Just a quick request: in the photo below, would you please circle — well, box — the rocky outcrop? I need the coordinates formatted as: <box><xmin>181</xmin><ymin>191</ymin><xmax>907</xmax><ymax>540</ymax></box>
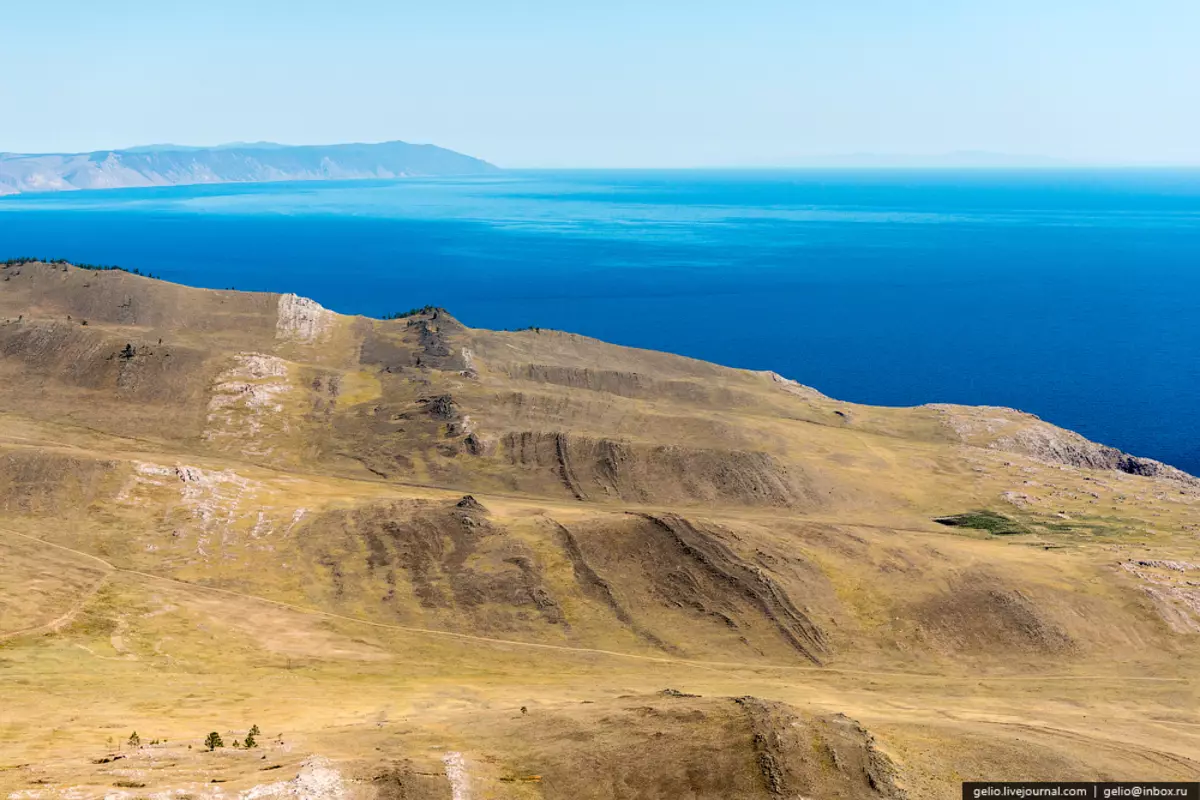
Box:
<box><xmin>1120</xmin><ymin>559</ymin><xmax>1200</xmax><ymax>634</ymax></box>
<box><xmin>998</xmin><ymin>425</ymin><xmax>1197</xmax><ymax>483</ymax></box>
<box><xmin>501</xmin><ymin>431</ymin><xmax>813</xmax><ymax>507</ymax></box>
<box><xmin>422</xmin><ymin>394</ymin><xmax>459</xmax><ymax>421</ymax></box>
<box><xmin>409</xmin><ymin>313</ymin><xmax>469</xmax><ymax>371</ymax></box>
<box><xmin>640</xmin><ymin>514</ymin><xmax>828</xmax><ymax>663</ymax></box>
<box><xmin>276</xmin><ymin>294</ymin><xmax>334</xmax><ymax>344</ymax></box>
<box><xmin>454</xmin><ymin>495</ymin><xmax>487</xmax><ymax>512</ymax></box>
<box><xmin>548</xmin><ymin>518</ymin><xmax>675</xmax><ymax>652</ymax></box>
<box><xmin>204</xmin><ymin>353</ymin><xmax>291</xmax><ymax>456</ymax></box>
<box><xmin>298</xmin><ymin>499</ymin><xmax>565</xmax><ymax>629</ymax></box>
<box><xmin>733</xmin><ymin>697</ymin><xmax>906</xmax><ymax>798</ymax></box>
<box><xmin>931</xmin><ymin>404</ymin><xmax>1199</xmax><ymax>486</ymax></box>
<box><xmin>241</xmin><ymin>756</ymin><xmax>346</xmax><ymax>799</ymax></box>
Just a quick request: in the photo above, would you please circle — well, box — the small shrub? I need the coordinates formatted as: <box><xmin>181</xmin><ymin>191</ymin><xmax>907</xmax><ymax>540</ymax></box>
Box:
<box><xmin>204</xmin><ymin>731</ymin><xmax>224</xmax><ymax>751</ymax></box>
<box><xmin>380</xmin><ymin>305</ymin><xmax>440</xmax><ymax>320</ymax></box>
<box><xmin>0</xmin><ymin>257</ymin><xmax>159</xmax><ymax>280</ymax></box>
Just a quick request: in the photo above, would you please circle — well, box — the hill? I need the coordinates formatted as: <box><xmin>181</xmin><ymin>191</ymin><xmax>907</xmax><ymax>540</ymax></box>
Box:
<box><xmin>0</xmin><ymin>141</ymin><xmax>498</xmax><ymax>195</ymax></box>
<box><xmin>0</xmin><ymin>259</ymin><xmax>1197</xmax><ymax>798</ymax></box>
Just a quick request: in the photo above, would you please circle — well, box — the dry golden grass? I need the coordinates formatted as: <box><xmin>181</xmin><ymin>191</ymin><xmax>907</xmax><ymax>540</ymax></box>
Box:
<box><xmin>1</xmin><ymin>261</ymin><xmax>1198</xmax><ymax>798</ymax></box>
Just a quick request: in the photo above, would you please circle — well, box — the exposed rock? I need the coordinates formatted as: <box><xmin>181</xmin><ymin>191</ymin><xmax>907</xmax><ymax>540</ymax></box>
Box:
<box><xmin>372</xmin><ymin>759</ymin><xmax>450</xmax><ymax>799</ymax></box>
<box><xmin>442</xmin><ymin>751</ymin><xmax>469</xmax><ymax>800</ymax></box>
<box><xmin>459</xmin><ymin>347</ymin><xmax>478</xmax><ymax>379</ymax></box>
<box><xmin>240</xmin><ymin>756</ymin><xmax>346</xmax><ymax>799</ymax></box>
<box><xmin>931</xmin><ymin>404</ymin><xmax>1199</xmax><ymax>486</ymax></box>
<box><xmin>204</xmin><ymin>353</ymin><xmax>291</xmax><ymax>457</ymax></box>
<box><xmin>760</xmin><ymin>370</ymin><xmax>827</xmax><ymax>401</ymax></box>
<box><xmin>502</xmin><ymin>431</ymin><xmax>813</xmax><ymax>507</ymax></box>
<box><xmin>420</xmin><ymin>394</ymin><xmax>458</xmax><ymax>420</ymax></box>
<box><xmin>455</xmin><ymin>495</ymin><xmax>487</xmax><ymax>513</ymax></box>
<box><xmin>733</xmin><ymin>697</ymin><xmax>906</xmax><ymax>799</ymax></box>
<box><xmin>1001</xmin><ymin>491</ymin><xmax>1033</xmax><ymax>507</ymax></box>
<box><xmin>547</xmin><ymin>518</ymin><xmax>675</xmax><ymax>653</ymax></box>
<box><xmin>640</xmin><ymin>514</ymin><xmax>828</xmax><ymax>663</ymax></box>
<box><xmin>463</xmin><ymin>432</ymin><xmax>495</xmax><ymax>456</ymax></box>
<box><xmin>276</xmin><ymin>294</ymin><xmax>334</xmax><ymax>344</ymax></box>
<box><xmin>408</xmin><ymin>315</ymin><xmax>468</xmax><ymax>370</ymax></box>
<box><xmin>1120</xmin><ymin>560</ymin><xmax>1200</xmax><ymax>634</ymax></box>
<box><xmin>301</xmin><ymin>501</ymin><xmax>563</xmax><ymax>628</ymax></box>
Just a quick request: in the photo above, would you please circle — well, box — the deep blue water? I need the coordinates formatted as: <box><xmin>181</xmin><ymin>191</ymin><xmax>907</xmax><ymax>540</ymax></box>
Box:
<box><xmin>2</xmin><ymin>169</ymin><xmax>1199</xmax><ymax>473</ymax></box>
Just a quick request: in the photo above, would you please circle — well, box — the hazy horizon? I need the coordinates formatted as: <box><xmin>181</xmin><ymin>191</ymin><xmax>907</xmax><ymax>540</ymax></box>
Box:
<box><xmin>4</xmin><ymin>142</ymin><xmax>1197</xmax><ymax>171</ymax></box>
<box><xmin>4</xmin><ymin>1</ymin><xmax>1199</xmax><ymax>168</ymax></box>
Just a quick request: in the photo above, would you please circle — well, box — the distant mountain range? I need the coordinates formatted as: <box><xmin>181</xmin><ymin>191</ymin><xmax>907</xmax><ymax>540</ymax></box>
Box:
<box><xmin>0</xmin><ymin>141</ymin><xmax>499</xmax><ymax>195</ymax></box>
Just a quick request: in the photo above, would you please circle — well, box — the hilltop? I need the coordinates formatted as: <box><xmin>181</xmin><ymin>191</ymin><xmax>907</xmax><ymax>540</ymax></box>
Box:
<box><xmin>0</xmin><ymin>259</ymin><xmax>1198</xmax><ymax>798</ymax></box>
<box><xmin>0</xmin><ymin>141</ymin><xmax>498</xmax><ymax>195</ymax></box>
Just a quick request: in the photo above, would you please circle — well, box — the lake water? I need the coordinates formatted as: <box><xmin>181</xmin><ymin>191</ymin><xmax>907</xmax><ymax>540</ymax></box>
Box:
<box><xmin>2</xmin><ymin>169</ymin><xmax>1199</xmax><ymax>473</ymax></box>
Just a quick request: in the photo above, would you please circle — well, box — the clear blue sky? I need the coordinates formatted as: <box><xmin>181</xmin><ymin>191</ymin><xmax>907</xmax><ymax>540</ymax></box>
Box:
<box><xmin>2</xmin><ymin>0</ymin><xmax>1197</xmax><ymax>167</ymax></box>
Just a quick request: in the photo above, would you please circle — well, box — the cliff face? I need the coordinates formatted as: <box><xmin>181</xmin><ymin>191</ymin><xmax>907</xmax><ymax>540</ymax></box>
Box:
<box><xmin>1</xmin><ymin>260</ymin><xmax>1198</xmax><ymax>797</ymax></box>
<box><xmin>0</xmin><ymin>140</ymin><xmax>499</xmax><ymax>195</ymax></box>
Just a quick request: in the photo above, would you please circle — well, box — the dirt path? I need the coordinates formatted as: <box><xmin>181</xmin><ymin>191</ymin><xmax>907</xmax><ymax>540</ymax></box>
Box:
<box><xmin>0</xmin><ymin>571</ymin><xmax>110</xmax><ymax>641</ymax></box>
<box><xmin>0</xmin><ymin>527</ymin><xmax>1188</xmax><ymax>685</ymax></box>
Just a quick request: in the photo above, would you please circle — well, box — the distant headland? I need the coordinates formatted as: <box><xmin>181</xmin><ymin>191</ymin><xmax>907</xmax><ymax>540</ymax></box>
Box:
<box><xmin>0</xmin><ymin>140</ymin><xmax>499</xmax><ymax>195</ymax></box>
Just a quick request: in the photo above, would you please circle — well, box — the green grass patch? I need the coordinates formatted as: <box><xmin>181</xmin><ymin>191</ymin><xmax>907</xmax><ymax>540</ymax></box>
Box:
<box><xmin>932</xmin><ymin>510</ymin><xmax>1030</xmax><ymax>536</ymax></box>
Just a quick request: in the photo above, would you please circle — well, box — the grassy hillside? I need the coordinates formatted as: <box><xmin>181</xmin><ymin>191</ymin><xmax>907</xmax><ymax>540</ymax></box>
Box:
<box><xmin>1</xmin><ymin>260</ymin><xmax>1197</xmax><ymax>798</ymax></box>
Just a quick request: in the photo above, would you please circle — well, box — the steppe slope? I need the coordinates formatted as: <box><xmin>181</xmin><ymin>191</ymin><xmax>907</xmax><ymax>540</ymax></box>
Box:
<box><xmin>1</xmin><ymin>260</ymin><xmax>1197</xmax><ymax>799</ymax></box>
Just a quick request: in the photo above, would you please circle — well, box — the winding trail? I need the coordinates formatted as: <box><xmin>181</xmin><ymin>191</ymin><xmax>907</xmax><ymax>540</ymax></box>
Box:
<box><xmin>0</xmin><ymin>531</ymin><xmax>114</xmax><ymax>642</ymax></box>
<box><xmin>0</xmin><ymin>527</ymin><xmax>1188</xmax><ymax>685</ymax></box>
<box><xmin>0</xmin><ymin>573</ymin><xmax>110</xmax><ymax>642</ymax></box>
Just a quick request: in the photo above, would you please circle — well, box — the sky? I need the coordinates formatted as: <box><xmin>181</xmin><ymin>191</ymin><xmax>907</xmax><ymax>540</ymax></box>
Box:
<box><xmin>1</xmin><ymin>0</ymin><xmax>1197</xmax><ymax>168</ymax></box>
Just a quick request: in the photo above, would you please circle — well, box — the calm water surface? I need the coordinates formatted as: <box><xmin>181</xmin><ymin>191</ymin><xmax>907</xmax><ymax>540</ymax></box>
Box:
<box><xmin>2</xmin><ymin>169</ymin><xmax>1198</xmax><ymax>472</ymax></box>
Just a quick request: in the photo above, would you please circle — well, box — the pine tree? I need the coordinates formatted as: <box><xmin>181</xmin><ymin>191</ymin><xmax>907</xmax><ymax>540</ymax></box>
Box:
<box><xmin>127</xmin><ymin>731</ymin><xmax>140</xmax><ymax>748</ymax></box>
<box><xmin>204</xmin><ymin>731</ymin><xmax>224</xmax><ymax>751</ymax></box>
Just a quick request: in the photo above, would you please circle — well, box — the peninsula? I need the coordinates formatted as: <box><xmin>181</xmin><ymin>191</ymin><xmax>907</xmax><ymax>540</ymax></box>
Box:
<box><xmin>0</xmin><ymin>141</ymin><xmax>498</xmax><ymax>195</ymax></box>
